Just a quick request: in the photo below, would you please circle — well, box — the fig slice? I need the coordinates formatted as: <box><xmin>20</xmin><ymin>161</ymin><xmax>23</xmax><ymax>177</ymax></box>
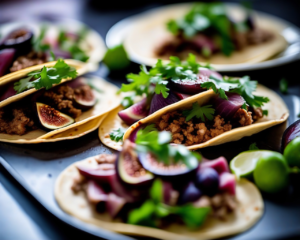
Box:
<box><xmin>138</xmin><ymin>152</ymin><xmax>199</xmax><ymax>177</ymax></box>
<box><xmin>36</xmin><ymin>102</ymin><xmax>75</xmax><ymax>130</ymax></box>
<box><xmin>74</xmin><ymin>85</ymin><xmax>97</xmax><ymax>110</ymax></box>
<box><xmin>116</xmin><ymin>144</ymin><xmax>154</xmax><ymax>186</ymax></box>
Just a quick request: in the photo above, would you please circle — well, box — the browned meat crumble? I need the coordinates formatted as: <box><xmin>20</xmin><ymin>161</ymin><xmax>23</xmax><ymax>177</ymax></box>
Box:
<box><xmin>10</xmin><ymin>51</ymin><xmax>47</xmax><ymax>72</ymax></box>
<box><xmin>156</xmin><ymin>109</ymin><xmax>254</xmax><ymax>146</ymax></box>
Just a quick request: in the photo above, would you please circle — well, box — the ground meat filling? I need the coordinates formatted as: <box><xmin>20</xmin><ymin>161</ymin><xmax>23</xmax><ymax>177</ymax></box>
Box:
<box><xmin>10</xmin><ymin>51</ymin><xmax>47</xmax><ymax>72</ymax></box>
<box><xmin>157</xmin><ymin>109</ymin><xmax>254</xmax><ymax>146</ymax></box>
<box><xmin>0</xmin><ymin>105</ymin><xmax>37</xmax><ymax>135</ymax></box>
<box><xmin>42</xmin><ymin>85</ymin><xmax>85</xmax><ymax>118</ymax></box>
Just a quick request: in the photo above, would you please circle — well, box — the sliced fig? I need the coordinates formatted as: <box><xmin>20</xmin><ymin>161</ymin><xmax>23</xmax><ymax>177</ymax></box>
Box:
<box><xmin>109</xmin><ymin>174</ymin><xmax>137</xmax><ymax>202</ymax></box>
<box><xmin>178</xmin><ymin>182</ymin><xmax>202</xmax><ymax>204</ymax></box>
<box><xmin>0</xmin><ymin>28</ymin><xmax>33</xmax><ymax>55</ymax></box>
<box><xmin>106</xmin><ymin>193</ymin><xmax>126</xmax><ymax>218</ymax></box>
<box><xmin>74</xmin><ymin>85</ymin><xmax>97</xmax><ymax>110</ymax></box>
<box><xmin>200</xmin><ymin>157</ymin><xmax>230</xmax><ymax>174</ymax></box>
<box><xmin>195</xmin><ymin>168</ymin><xmax>220</xmax><ymax>197</ymax></box>
<box><xmin>117</xmin><ymin>149</ymin><xmax>154</xmax><ymax>186</ymax></box>
<box><xmin>149</xmin><ymin>91</ymin><xmax>180</xmax><ymax>115</ymax></box>
<box><xmin>0</xmin><ymin>48</ymin><xmax>15</xmax><ymax>77</ymax></box>
<box><xmin>138</xmin><ymin>152</ymin><xmax>199</xmax><ymax>177</ymax></box>
<box><xmin>219</xmin><ymin>172</ymin><xmax>236</xmax><ymax>195</ymax></box>
<box><xmin>86</xmin><ymin>180</ymin><xmax>108</xmax><ymax>204</ymax></box>
<box><xmin>36</xmin><ymin>102</ymin><xmax>74</xmax><ymax>130</ymax></box>
<box><xmin>77</xmin><ymin>163</ymin><xmax>115</xmax><ymax>184</ymax></box>
<box><xmin>118</xmin><ymin>98</ymin><xmax>149</xmax><ymax>125</ymax></box>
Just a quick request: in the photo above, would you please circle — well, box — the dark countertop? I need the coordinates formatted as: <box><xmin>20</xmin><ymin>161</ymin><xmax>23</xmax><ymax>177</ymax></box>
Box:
<box><xmin>1</xmin><ymin>0</ymin><xmax>300</xmax><ymax>240</ymax></box>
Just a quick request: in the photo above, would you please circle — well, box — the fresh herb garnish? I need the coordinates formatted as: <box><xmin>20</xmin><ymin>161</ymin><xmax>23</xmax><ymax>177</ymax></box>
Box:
<box><xmin>32</xmin><ymin>25</ymin><xmax>50</xmax><ymax>53</ymax></box>
<box><xmin>249</xmin><ymin>142</ymin><xmax>259</xmax><ymax>150</ymax></box>
<box><xmin>120</xmin><ymin>54</ymin><xmax>203</xmax><ymax>107</ymax></box>
<box><xmin>121</xmin><ymin>96</ymin><xmax>135</xmax><ymax>109</ymax></box>
<box><xmin>135</xmin><ymin>124</ymin><xmax>201</xmax><ymax>168</ymax></box>
<box><xmin>182</xmin><ymin>103</ymin><xmax>215</xmax><ymax>122</ymax></box>
<box><xmin>167</xmin><ymin>3</ymin><xmax>235</xmax><ymax>56</ymax></box>
<box><xmin>58</xmin><ymin>29</ymin><xmax>89</xmax><ymax>62</ymax></box>
<box><xmin>49</xmin><ymin>51</ymin><xmax>56</xmax><ymax>61</ymax></box>
<box><xmin>262</xmin><ymin>110</ymin><xmax>268</xmax><ymax>116</ymax></box>
<box><xmin>128</xmin><ymin>179</ymin><xmax>210</xmax><ymax>228</ymax></box>
<box><xmin>279</xmin><ymin>78</ymin><xmax>288</xmax><ymax>94</ymax></box>
<box><xmin>109</xmin><ymin>128</ymin><xmax>126</xmax><ymax>142</ymax></box>
<box><xmin>204</xmin><ymin>76</ymin><xmax>270</xmax><ymax>108</ymax></box>
<box><xmin>14</xmin><ymin>59</ymin><xmax>77</xmax><ymax>94</ymax></box>
<box><xmin>241</xmin><ymin>102</ymin><xmax>248</xmax><ymax>110</ymax></box>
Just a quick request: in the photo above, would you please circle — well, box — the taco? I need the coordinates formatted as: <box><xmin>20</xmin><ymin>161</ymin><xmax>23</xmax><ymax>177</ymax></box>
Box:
<box><xmin>123</xmin><ymin>2</ymin><xmax>287</xmax><ymax>67</ymax></box>
<box><xmin>99</xmin><ymin>54</ymin><xmax>286</xmax><ymax>150</ymax></box>
<box><xmin>0</xmin><ymin>60</ymin><xmax>122</xmax><ymax>143</ymax></box>
<box><xmin>0</xmin><ymin>20</ymin><xmax>106</xmax><ymax>78</ymax></box>
<box><xmin>56</xmin><ymin>129</ymin><xmax>263</xmax><ymax>239</ymax></box>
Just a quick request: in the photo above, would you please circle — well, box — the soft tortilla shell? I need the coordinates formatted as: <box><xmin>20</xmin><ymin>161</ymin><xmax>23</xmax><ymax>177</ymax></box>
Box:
<box><xmin>55</xmin><ymin>157</ymin><xmax>264</xmax><ymax>239</ymax></box>
<box><xmin>0</xmin><ymin>76</ymin><xmax>122</xmax><ymax>143</ymax></box>
<box><xmin>124</xmin><ymin>84</ymin><xmax>289</xmax><ymax>150</ymax></box>
<box><xmin>124</xmin><ymin>3</ymin><xmax>288</xmax><ymax>67</ymax></box>
<box><xmin>98</xmin><ymin>106</ymin><xmax>129</xmax><ymax>151</ymax></box>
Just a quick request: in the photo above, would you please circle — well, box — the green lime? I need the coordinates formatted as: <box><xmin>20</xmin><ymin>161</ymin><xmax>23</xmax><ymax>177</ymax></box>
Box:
<box><xmin>283</xmin><ymin>137</ymin><xmax>300</xmax><ymax>168</ymax></box>
<box><xmin>253</xmin><ymin>151</ymin><xmax>289</xmax><ymax>193</ymax></box>
<box><xmin>103</xmin><ymin>44</ymin><xmax>130</xmax><ymax>71</ymax></box>
<box><xmin>230</xmin><ymin>150</ymin><xmax>270</xmax><ymax>179</ymax></box>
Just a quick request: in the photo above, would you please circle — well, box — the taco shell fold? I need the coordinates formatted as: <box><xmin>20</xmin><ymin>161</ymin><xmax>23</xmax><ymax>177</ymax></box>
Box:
<box><xmin>123</xmin><ymin>84</ymin><xmax>289</xmax><ymax>150</ymax></box>
<box><xmin>55</xmin><ymin>157</ymin><xmax>264</xmax><ymax>239</ymax></box>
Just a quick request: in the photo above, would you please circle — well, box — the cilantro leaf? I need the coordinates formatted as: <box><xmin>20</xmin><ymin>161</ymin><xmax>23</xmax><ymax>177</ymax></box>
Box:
<box><xmin>182</xmin><ymin>103</ymin><xmax>215</xmax><ymax>122</ymax></box>
<box><xmin>14</xmin><ymin>59</ymin><xmax>78</xmax><ymax>93</ymax></box>
<box><xmin>32</xmin><ymin>25</ymin><xmax>50</xmax><ymax>53</ymax></box>
<box><xmin>241</xmin><ymin>102</ymin><xmax>247</xmax><ymax>110</ymax></box>
<box><xmin>135</xmin><ymin>124</ymin><xmax>201</xmax><ymax>168</ymax></box>
<box><xmin>262</xmin><ymin>110</ymin><xmax>268</xmax><ymax>116</ymax></box>
<box><xmin>127</xmin><ymin>179</ymin><xmax>210</xmax><ymax>229</ymax></box>
<box><xmin>249</xmin><ymin>142</ymin><xmax>259</xmax><ymax>150</ymax></box>
<box><xmin>280</xmin><ymin>78</ymin><xmax>288</xmax><ymax>94</ymax></box>
<box><xmin>109</xmin><ymin>128</ymin><xmax>125</xmax><ymax>142</ymax></box>
<box><xmin>121</xmin><ymin>95</ymin><xmax>135</xmax><ymax>109</ymax></box>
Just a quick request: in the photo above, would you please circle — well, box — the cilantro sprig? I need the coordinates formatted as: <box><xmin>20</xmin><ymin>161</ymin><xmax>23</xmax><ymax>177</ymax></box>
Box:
<box><xmin>202</xmin><ymin>76</ymin><xmax>270</xmax><ymax>109</ymax></box>
<box><xmin>135</xmin><ymin>124</ymin><xmax>201</xmax><ymax>168</ymax></box>
<box><xmin>120</xmin><ymin>54</ymin><xmax>204</xmax><ymax>107</ymax></box>
<box><xmin>128</xmin><ymin>179</ymin><xmax>210</xmax><ymax>228</ymax></box>
<box><xmin>166</xmin><ymin>3</ymin><xmax>235</xmax><ymax>56</ymax></box>
<box><xmin>109</xmin><ymin>128</ymin><xmax>126</xmax><ymax>142</ymax></box>
<box><xmin>249</xmin><ymin>142</ymin><xmax>259</xmax><ymax>150</ymax></box>
<box><xmin>14</xmin><ymin>59</ymin><xmax>78</xmax><ymax>94</ymax></box>
<box><xmin>182</xmin><ymin>103</ymin><xmax>215</xmax><ymax>122</ymax></box>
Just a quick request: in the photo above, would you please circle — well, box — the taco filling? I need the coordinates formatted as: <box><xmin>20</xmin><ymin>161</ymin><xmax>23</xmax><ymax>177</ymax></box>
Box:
<box><xmin>0</xmin><ymin>60</ymin><xmax>97</xmax><ymax>135</ymax></box>
<box><xmin>0</xmin><ymin>25</ymin><xmax>90</xmax><ymax>77</ymax></box>
<box><xmin>155</xmin><ymin>2</ymin><xmax>274</xmax><ymax>59</ymax></box>
<box><xmin>67</xmin><ymin>128</ymin><xmax>239</xmax><ymax>228</ymax></box>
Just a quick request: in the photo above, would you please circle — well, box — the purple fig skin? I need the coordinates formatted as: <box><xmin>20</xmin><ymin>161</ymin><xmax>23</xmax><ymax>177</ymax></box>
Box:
<box><xmin>195</xmin><ymin>168</ymin><xmax>219</xmax><ymax>197</ymax></box>
<box><xmin>219</xmin><ymin>172</ymin><xmax>236</xmax><ymax>195</ymax></box>
<box><xmin>86</xmin><ymin>180</ymin><xmax>108</xmax><ymax>204</ymax></box>
<box><xmin>0</xmin><ymin>48</ymin><xmax>15</xmax><ymax>77</ymax></box>
<box><xmin>149</xmin><ymin>91</ymin><xmax>180</xmax><ymax>115</ymax></box>
<box><xmin>0</xmin><ymin>82</ymin><xmax>17</xmax><ymax>101</ymax></box>
<box><xmin>178</xmin><ymin>182</ymin><xmax>202</xmax><ymax>204</ymax></box>
<box><xmin>213</xmin><ymin>93</ymin><xmax>245</xmax><ymax>119</ymax></box>
<box><xmin>281</xmin><ymin>119</ymin><xmax>300</xmax><ymax>152</ymax></box>
<box><xmin>199</xmin><ymin>157</ymin><xmax>230</xmax><ymax>174</ymax></box>
<box><xmin>118</xmin><ymin>98</ymin><xmax>149</xmax><ymax>125</ymax></box>
<box><xmin>77</xmin><ymin>164</ymin><xmax>115</xmax><ymax>184</ymax></box>
<box><xmin>106</xmin><ymin>193</ymin><xmax>126</xmax><ymax>218</ymax></box>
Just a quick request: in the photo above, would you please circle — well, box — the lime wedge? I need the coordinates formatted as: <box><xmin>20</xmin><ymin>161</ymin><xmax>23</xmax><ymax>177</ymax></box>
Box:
<box><xmin>103</xmin><ymin>44</ymin><xmax>130</xmax><ymax>71</ymax></box>
<box><xmin>230</xmin><ymin>150</ymin><xmax>271</xmax><ymax>179</ymax></box>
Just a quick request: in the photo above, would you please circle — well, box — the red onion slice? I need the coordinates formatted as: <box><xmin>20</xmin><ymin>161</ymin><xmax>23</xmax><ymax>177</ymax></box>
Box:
<box><xmin>0</xmin><ymin>48</ymin><xmax>15</xmax><ymax>77</ymax></box>
<box><xmin>214</xmin><ymin>93</ymin><xmax>245</xmax><ymax>119</ymax></box>
<box><xmin>118</xmin><ymin>98</ymin><xmax>149</xmax><ymax>125</ymax></box>
<box><xmin>149</xmin><ymin>91</ymin><xmax>180</xmax><ymax>115</ymax></box>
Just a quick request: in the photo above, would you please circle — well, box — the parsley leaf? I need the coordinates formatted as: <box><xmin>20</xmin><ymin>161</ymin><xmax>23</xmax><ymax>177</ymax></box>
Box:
<box><xmin>182</xmin><ymin>103</ymin><xmax>215</xmax><ymax>122</ymax></box>
<box><xmin>109</xmin><ymin>128</ymin><xmax>126</xmax><ymax>142</ymax></box>
<box><xmin>279</xmin><ymin>78</ymin><xmax>288</xmax><ymax>94</ymax></box>
<box><xmin>127</xmin><ymin>179</ymin><xmax>210</xmax><ymax>228</ymax></box>
<box><xmin>14</xmin><ymin>59</ymin><xmax>77</xmax><ymax>93</ymax></box>
<box><xmin>249</xmin><ymin>142</ymin><xmax>259</xmax><ymax>150</ymax></box>
<box><xmin>135</xmin><ymin>124</ymin><xmax>201</xmax><ymax>168</ymax></box>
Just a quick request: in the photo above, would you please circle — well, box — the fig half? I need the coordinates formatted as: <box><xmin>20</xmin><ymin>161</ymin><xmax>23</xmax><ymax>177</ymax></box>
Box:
<box><xmin>36</xmin><ymin>102</ymin><xmax>74</xmax><ymax>130</ymax></box>
<box><xmin>138</xmin><ymin>152</ymin><xmax>199</xmax><ymax>177</ymax></box>
<box><xmin>74</xmin><ymin>85</ymin><xmax>97</xmax><ymax>110</ymax></box>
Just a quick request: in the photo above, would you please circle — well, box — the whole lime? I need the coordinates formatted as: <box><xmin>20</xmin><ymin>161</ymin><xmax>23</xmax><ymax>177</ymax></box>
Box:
<box><xmin>253</xmin><ymin>151</ymin><xmax>289</xmax><ymax>193</ymax></box>
<box><xmin>283</xmin><ymin>137</ymin><xmax>300</xmax><ymax>168</ymax></box>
